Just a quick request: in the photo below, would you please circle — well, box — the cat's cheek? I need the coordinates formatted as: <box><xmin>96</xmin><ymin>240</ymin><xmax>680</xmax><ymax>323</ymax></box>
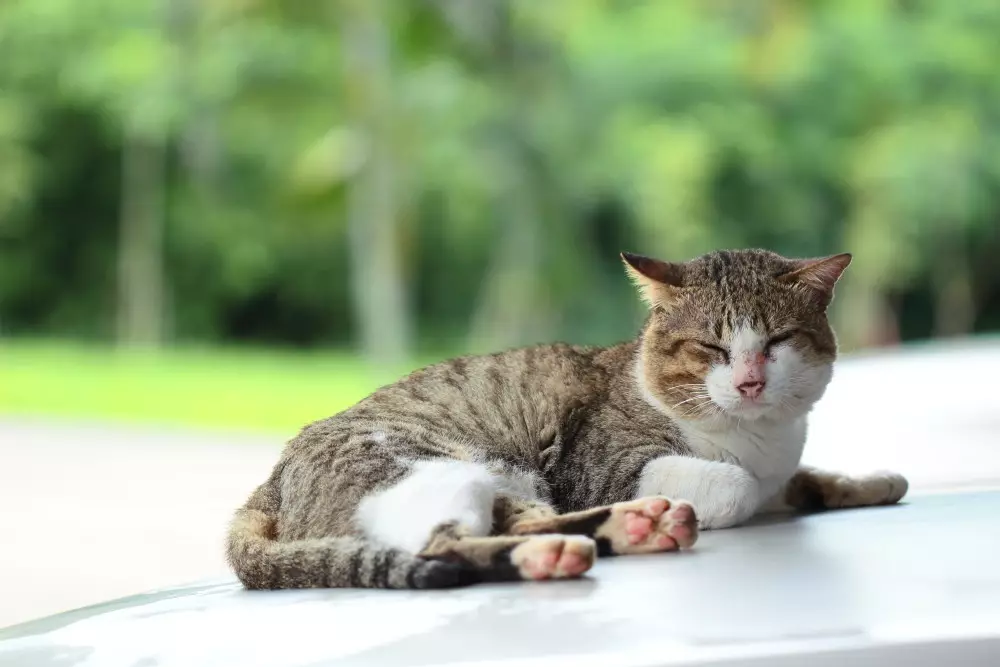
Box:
<box><xmin>768</xmin><ymin>346</ymin><xmax>832</xmax><ymax>411</ymax></box>
<box><xmin>704</xmin><ymin>363</ymin><xmax>737</xmax><ymax>409</ymax></box>
<box><xmin>763</xmin><ymin>346</ymin><xmax>799</xmax><ymax>401</ymax></box>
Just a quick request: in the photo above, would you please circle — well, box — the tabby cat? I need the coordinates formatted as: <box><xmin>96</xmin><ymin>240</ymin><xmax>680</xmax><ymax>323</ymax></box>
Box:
<box><xmin>227</xmin><ymin>249</ymin><xmax>907</xmax><ymax>590</ymax></box>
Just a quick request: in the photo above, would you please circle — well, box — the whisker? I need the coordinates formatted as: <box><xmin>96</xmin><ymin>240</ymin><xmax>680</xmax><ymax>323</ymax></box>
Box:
<box><xmin>671</xmin><ymin>394</ymin><xmax>710</xmax><ymax>410</ymax></box>
<box><xmin>683</xmin><ymin>397</ymin><xmax>719</xmax><ymax>418</ymax></box>
<box><xmin>665</xmin><ymin>384</ymin><xmax>709</xmax><ymax>393</ymax></box>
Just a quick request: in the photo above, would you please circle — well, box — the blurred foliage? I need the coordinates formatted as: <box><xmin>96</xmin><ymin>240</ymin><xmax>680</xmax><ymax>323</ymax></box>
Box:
<box><xmin>0</xmin><ymin>341</ymin><xmax>417</xmax><ymax>432</ymax></box>
<box><xmin>1</xmin><ymin>0</ymin><xmax>999</xmax><ymax>356</ymax></box>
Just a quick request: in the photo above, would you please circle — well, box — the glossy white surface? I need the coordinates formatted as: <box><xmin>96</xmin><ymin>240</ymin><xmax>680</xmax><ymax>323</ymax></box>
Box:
<box><xmin>2</xmin><ymin>490</ymin><xmax>999</xmax><ymax>667</ymax></box>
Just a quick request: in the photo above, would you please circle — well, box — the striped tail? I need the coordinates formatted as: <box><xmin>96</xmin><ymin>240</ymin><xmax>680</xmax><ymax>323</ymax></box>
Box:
<box><xmin>225</xmin><ymin>482</ymin><xmax>473</xmax><ymax>590</ymax></box>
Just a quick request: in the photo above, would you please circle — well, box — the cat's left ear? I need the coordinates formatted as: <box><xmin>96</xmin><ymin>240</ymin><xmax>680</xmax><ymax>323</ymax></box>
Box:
<box><xmin>621</xmin><ymin>252</ymin><xmax>685</xmax><ymax>308</ymax></box>
<box><xmin>778</xmin><ymin>253</ymin><xmax>852</xmax><ymax>304</ymax></box>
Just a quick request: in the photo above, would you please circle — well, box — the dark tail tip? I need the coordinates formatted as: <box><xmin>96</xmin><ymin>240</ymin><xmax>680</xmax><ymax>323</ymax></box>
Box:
<box><xmin>409</xmin><ymin>559</ymin><xmax>480</xmax><ymax>589</ymax></box>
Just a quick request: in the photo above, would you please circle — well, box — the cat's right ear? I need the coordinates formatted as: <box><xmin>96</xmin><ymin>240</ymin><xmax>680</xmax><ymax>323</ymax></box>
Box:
<box><xmin>620</xmin><ymin>252</ymin><xmax>685</xmax><ymax>308</ymax></box>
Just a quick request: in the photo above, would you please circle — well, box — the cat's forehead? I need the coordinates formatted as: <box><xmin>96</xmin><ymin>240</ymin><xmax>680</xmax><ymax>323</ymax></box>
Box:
<box><xmin>662</xmin><ymin>251</ymin><xmax>814</xmax><ymax>335</ymax></box>
<box><xmin>664</xmin><ymin>288</ymin><xmax>791</xmax><ymax>335</ymax></box>
<box><xmin>682</xmin><ymin>249</ymin><xmax>794</xmax><ymax>286</ymax></box>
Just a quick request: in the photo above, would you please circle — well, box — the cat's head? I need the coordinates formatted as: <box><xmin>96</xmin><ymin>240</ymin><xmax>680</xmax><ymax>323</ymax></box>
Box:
<box><xmin>624</xmin><ymin>248</ymin><xmax>850</xmax><ymax>425</ymax></box>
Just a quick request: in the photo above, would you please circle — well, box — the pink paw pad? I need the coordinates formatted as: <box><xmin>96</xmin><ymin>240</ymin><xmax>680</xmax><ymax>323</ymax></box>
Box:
<box><xmin>512</xmin><ymin>536</ymin><xmax>596</xmax><ymax>581</ymax></box>
<box><xmin>603</xmin><ymin>497</ymin><xmax>699</xmax><ymax>554</ymax></box>
<box><xmin>625</xmin><ymin>512</ymin><xmax>654</xmax><ymax>543</ymax></box>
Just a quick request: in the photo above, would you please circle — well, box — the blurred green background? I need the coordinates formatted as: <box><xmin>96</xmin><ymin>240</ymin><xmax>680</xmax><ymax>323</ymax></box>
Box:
<box><xmin>1</xmin><ymin>0</ymin><xmax>999</xmax><ymax>434</ymax></box>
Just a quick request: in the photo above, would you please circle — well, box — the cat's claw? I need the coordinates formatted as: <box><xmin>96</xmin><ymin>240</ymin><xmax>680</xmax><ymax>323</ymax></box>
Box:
<box><xmin>599</xmin><ymin>496</ymin><xmax>698</xmax><ymax>555</ymax></box>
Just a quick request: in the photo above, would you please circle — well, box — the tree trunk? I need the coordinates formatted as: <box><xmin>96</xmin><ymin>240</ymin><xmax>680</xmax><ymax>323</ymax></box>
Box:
<box><xmin>465</xmin><ymin>2</ymin><xmax>553</xmax><ymax>351</ymax></box>
<box><xmin>467</xmin><ymin>148</ymin><xmax>552</xmax><ymax>351</ymax></box>
<box><xmin>339</xmin><ymin>0</ymin><xmax>412</xmax><ymax>367</ymax></box>
<box><xmin>177</xmin><ymin>0</ymin><xmax>221</xmax><ymax>195</ymax></box>
<box><xmin>931</xmin><ymin>241</ymin><xmax>976</xmax><ymax>338</ymax></box>
<box><xmin>116</xmin><ymin>125</ymin><xmax>166</xmax><ymax>348</ymax></box>
<box><xmin>116</xmin><ymin>0</ymin><xmax>188</xmax><ymax>348</ymax></box>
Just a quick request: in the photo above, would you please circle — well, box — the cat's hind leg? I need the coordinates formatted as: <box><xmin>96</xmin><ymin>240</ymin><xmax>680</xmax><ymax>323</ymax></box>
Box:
<box><xmin>355</xmin><ymin>459</ymin><xmax>594</xmax><ymax>582</ymax></box>
<box><xmin>776</xmin><ymin>466</ymin><xmax>908</xmax><ymax>512</ymax></box>
<box><xmin>419</xmin><ymin>523</ymin><xmax>595</xmax><ymax>582</ymax></box>
<box><xmin>505</xmin><ymin>496</ymin><xmax>698</xmax><ymax>556</ymax></box>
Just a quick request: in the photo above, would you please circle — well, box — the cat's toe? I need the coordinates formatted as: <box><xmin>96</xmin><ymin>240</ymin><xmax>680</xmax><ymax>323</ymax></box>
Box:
<box><xmin>510</xmin><ymin>535</ymin><xmax>595</xmax><ymax>581</ymax></box>
<box><xmin>862</xmin><ymin>471</ymin><xmax>908</xmax><ymax>505</ymax></box>
<box><xmin>830</xmin><ymin>470</ymin><xmax>909</xmax><ymax>508</ymax></box>
<box><xmin>599</xmin><ymin>496</ymin><xmax>698</xmax><ymax>555</ymax></box>
<box><xmin>659</xmin><ymin>500</ymin><xmax>698</xmax><ymax>548</ymax></box>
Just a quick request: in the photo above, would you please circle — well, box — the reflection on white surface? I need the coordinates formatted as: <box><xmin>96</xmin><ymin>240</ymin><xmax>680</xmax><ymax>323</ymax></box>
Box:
<box><xmin>10</xmin><ymin>587</ymin><xmax>492</xmax><ymax>666</ymax></box>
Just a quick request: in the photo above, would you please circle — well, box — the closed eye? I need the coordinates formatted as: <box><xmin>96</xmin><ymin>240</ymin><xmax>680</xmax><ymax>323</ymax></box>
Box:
<box><xmin>765</xmin><ymin>330</ymin><xmax>797</xmax><ymax>355</ymax></box>
<box><xmin>694</xmin><ymin>341</ymin><xmax>730</xmax><ymax>364</ymax></box>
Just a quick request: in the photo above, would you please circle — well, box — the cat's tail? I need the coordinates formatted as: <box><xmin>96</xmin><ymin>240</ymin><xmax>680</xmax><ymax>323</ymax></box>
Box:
<box><xmin>225</xmin><ymin>480</ymin><xmax>473</xmax><ymax>590</ymax></box>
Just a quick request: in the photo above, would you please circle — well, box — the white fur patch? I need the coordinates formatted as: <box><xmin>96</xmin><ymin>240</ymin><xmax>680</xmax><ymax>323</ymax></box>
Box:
<box><xmin>762</xmin><ymin>342</ymin><xmax>833</xmax><ymax>419</ymax></box>
<box><xmin>473</xmin><ymin>457</ymin><xmax>544</xmax><ymax>502</ymax></box>
<box><xmin>355</xmin><ymin>460</ymin><xmax>527</xmax><ymax>554</ymax></box>
<box><xmin>636</xmin><ymin>456</ymin><xmax>760</xmax><ymax>529</ymax></box>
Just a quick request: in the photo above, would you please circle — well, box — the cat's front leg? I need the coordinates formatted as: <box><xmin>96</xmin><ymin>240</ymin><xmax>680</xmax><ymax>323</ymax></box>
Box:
<box><xmin>636</xmin><ymin>455</ymin><xmax>760</xmax><ymax>530</ymax></box>
<box><xmin>774</xmin><ymin>466</ymin><xmax>908</xmax><ymax>512</ymax></box>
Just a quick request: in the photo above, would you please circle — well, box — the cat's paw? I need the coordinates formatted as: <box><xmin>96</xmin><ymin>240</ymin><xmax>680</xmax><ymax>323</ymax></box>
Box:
<box><xmin>828</xmin><ymin>471</ymin><xmax>908</xmax><ymax>508</ymax></box>
<box><xmin>510</xmin><ymin>535</ymin><xmax>596</xmax><ymax>580</ymax></box>
<box><xmin>596</xmin><ymin>496</ymin><xmax>698</xmax><ymax>555</ymax></box>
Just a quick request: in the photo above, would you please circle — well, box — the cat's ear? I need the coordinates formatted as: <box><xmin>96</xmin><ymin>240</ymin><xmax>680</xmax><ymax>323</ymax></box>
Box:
<box><xmin>778</xmin><ymin>253</ymin><xmax>852</xmax><ymax>303</ymax></box>
<box><xmin>620</xmin><ymin>252</ymin><xmax>685</xmax><ymax>307</ymax></box>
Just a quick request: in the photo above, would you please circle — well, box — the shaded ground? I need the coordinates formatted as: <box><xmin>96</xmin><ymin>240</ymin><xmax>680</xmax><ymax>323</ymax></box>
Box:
<box><xmin>0</xmin><ymin>418</ymin><xmax>283</xmax><ymax>628</ymax></box>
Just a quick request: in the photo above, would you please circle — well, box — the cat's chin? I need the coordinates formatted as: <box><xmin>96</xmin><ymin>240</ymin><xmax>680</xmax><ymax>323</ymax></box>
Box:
<box><xmin>727</xmin><ymin>403</ymin><xmax>774</xmax><ymax>421</ymax></box>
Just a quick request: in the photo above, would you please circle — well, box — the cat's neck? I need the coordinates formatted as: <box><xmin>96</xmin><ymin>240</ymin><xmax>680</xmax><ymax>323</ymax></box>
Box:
<box><xmin>677</xmin><ymin>416</ymin><xmax>807</xmax><ymax>495</ymax></box>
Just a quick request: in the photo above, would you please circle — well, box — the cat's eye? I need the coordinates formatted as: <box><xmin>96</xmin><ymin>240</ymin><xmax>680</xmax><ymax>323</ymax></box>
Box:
<box><xmin>764</xmin><ymin>331</ymin><xmax>796</xmax><ymax>356</ymax></box>
<box><xmin>694</xmin><ymin>341</ymin><xmax>729</xmax><ymax>364</ymax></box>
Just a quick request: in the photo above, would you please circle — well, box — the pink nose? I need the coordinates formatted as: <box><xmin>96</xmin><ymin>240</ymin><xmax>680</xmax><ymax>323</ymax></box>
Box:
<box><xmin>737</xmin><ymin>381</ymin><xmax>765</xmax><ymax>399</ymax></box>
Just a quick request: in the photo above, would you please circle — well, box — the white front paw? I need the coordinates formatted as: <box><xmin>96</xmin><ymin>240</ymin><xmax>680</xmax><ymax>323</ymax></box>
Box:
<box><xmin>637</xmin><ymin>456</ymin><xmax>760</xmax><ymax>531</ymax></box>
<box><xmin>698</xmin><ymin>509</ymin><xmax>750</xmax><ymax>530</ymax></box>
<box><xmin>696</xmin><ymin>489</ymin><xmax>759</xmax><ymax>529</ymax></box>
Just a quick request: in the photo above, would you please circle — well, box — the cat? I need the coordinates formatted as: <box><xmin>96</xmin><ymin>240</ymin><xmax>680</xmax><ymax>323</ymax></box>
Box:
<box><xmin>226</xmin><ymin>248</ymin><xmax>908</xmax><ymax>590</ymax></box>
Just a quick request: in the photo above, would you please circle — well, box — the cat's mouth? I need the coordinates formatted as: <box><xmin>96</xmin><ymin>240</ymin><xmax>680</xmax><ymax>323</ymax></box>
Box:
<box><xmin>707</xmin><ymin>392</ymin><xmax>779</xmax><ymax>422</ymax></box>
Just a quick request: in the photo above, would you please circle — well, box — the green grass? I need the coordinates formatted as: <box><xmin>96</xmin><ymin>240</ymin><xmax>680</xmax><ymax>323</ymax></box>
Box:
<box><xmin>0</xmin><ymin>341</ymin><xmax>432</xmax><ymax>435</ymax></box>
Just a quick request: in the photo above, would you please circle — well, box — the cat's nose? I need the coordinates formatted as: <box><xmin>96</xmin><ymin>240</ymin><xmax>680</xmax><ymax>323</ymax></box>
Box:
<box><xmin>737</xmin><ymin>381</ymin><xmax>765</xmax><ymax>399</ymax></box>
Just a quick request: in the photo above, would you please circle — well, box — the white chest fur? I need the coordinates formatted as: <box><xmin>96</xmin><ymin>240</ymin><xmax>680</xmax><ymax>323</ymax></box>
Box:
<box><xmin>679</xmin><ymin>416</ymin><xmax>807</xmax><ymax>501</ymax></box>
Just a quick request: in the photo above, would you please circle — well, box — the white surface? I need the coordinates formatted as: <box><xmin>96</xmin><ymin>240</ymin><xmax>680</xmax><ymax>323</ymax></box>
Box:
<box><xmin>0</xmin><ymin>420</ymin><xmax>281</xmax><ymax>628</ymax></box>
<box><xmin>1</xmin><ymin>491</ymin><xmax>999</xmax><ymax>667</ymax></box>
<box><xmin>805</xmin><ymin>339</ymin><xmax>1000</xmax><ymax>490</ymax></box>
